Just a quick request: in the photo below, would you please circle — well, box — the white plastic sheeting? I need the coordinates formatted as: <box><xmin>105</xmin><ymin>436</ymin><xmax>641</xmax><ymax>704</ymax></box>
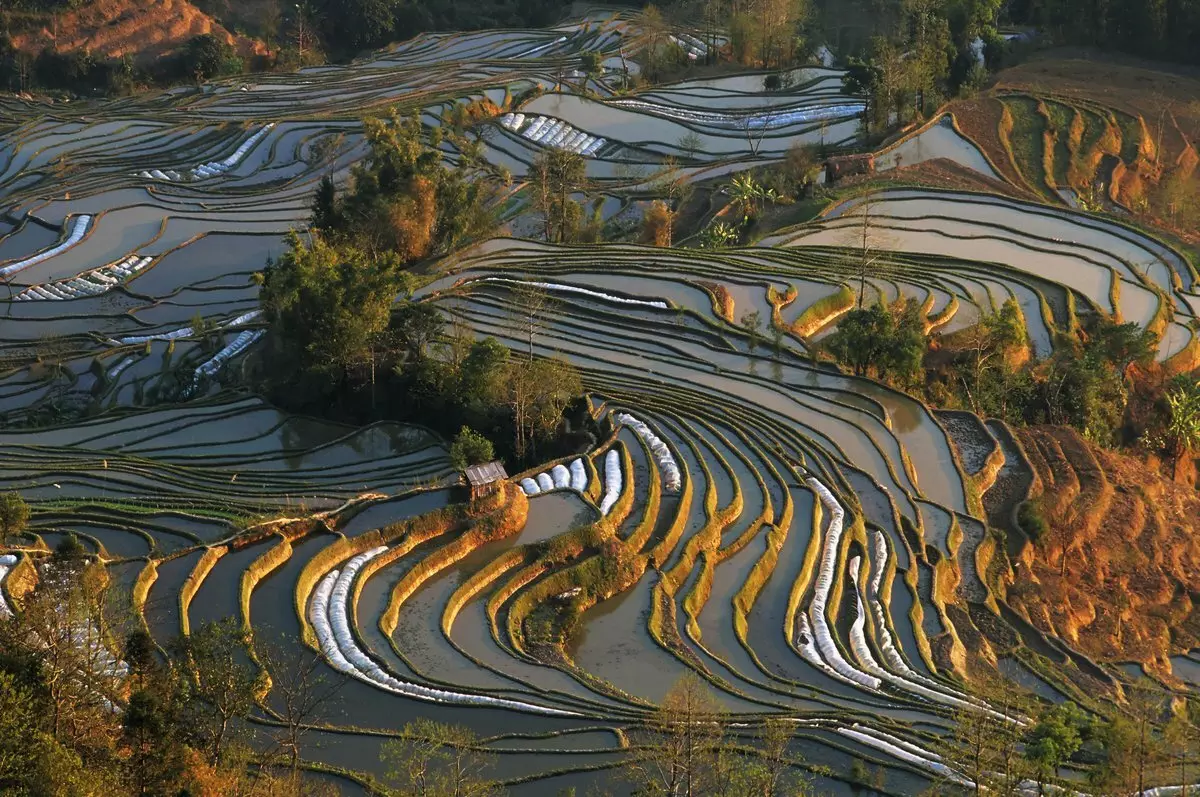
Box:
<box><xmin>598</xmin><ymin>449</ymin><xmax>622</xmax><ymax>515</ymax></box>
<box><xmin>16</xmin><ymin>255</ymin><xmax>152</xmax><ymax>301</ymax></box>
<box><xmin>476</xmin><ymin>277</ymin><xmax>668</xmax><ymax>309</ymax></box>
<box><xmin>107</xmin><ymin>356</ymin><xmax>136</xmax><ymax>380</ymax></box>
<box><xmin>838</xmin><ymin>724</ymin><xmax>966</xmax><ymax>784</ymax></box>
<box><xmin>187</xmin><ymin>124</ymin><xmax>275</xmax><ymax>180</ymax></box>
<box><xmin>309</xmin><ymin>547</ymin><xmax>579</xmax><ymax>716</ymax></box>
<box><xmin>550</xmin><ymin>464</ymin><xmax>571</xmax><ymax>489</ymax></box>
<box><xmin>13</xmin><ymin>255</ymin><xmax>152</xmax><ymax>302</ymax></box>
<box><xmin>608</xmin><ymin>98</ymin><xmax>864</xmax><ymax>131</ymax></box>
<box><xmin>569</xmin><ymin>458</ymin><xmax>588</xmax><ymax>492</ymax></box>
<box><xmin>863</xmin><ymin>531</ymin><xmax>987</xmax><ymax>712</ymax></box>
<box><xmin>0</xmin><ymin>215</ymin><xmax>91</xmax><ymax>278</ymax></box>
<box><xmin>515</xmin><ymin>35</ymin><xmax>567</xmax><ymax>59</ymax></box>
<box><xmin>0</xmin><ymin>553</ymin><xmax>16</xmax><ymax>618</ymax></box>
<box><xmin>519</xmin><ymin>457</ymin><xmax>590</xmax><ymax>498</ymax></box>
<box><xmin>114</xmin><ymin>309</ymin><xmax>261</xmax><ymax>347</ymax></box>
<box><xmin>192</xmin><ymin>329</ymin><xmax>265</xmax><ymax>386</ymax></box>
<box><xmin>517</xmin><ymin>114</ymin><xmax>603</xmax><ymax>156</ymax></box>
<box><xmin>803</xmin><ymin>477</ymin><xmax>881</xmax><ymax>690</ymax></box>
<box><xmin>614</xmin><ymin>412</ymin><xmax>681</xmax><ymax>491</ymax></box>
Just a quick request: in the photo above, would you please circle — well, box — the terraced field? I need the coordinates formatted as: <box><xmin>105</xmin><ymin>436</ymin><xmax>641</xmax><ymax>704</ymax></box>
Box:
<box><xmin>3</xmin><ymin>13</ymin><xmax>1200</xmax><ymax>796</ymax></box>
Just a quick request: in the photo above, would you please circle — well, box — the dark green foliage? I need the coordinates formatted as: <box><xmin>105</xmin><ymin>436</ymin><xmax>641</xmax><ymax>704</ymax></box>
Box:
<box><xmin>52</xmin><ymin>533</ymin><xmax>86</xmax><ymax>564</ymax></box>
<box><xmin>258</xmin><ymin>231</ymin><xmax>412</xmax><ymax>397</ymax></box>
<box><xmin>1017</xmin><ymin>498</ymin><xmax>1048</xmax><ymax>543</ymax></box>
<box><xmin>824</xmin><ymin>299</ymin><xmax>928</xmax><ymax>389</ymax></box>
<box><xmin>181</xmin><ymin>34</ymin><xmax>242</xmax><ymax>81</ymax></box>
<box><xmin>449</xmin><ymin>426</ymin><xmax>496</xmax><ymax>470</ymax></box>
<box><xmin>0</xmin><ymin>491</ymin><xmax>29</xmax><ymax>546</ymax></box>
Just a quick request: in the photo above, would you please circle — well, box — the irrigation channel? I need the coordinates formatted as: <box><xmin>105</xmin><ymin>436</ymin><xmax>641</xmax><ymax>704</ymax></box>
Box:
<box><xmin>2</xmin><ymin>9</ymin><xmax>1200</xmax><ymax>796</ymax></box>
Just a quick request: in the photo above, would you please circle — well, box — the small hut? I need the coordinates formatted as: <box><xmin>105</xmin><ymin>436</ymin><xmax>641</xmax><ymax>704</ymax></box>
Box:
<box><xmin>824</xmin><ymin>153</ymin><xmax>875</xmax><ymax>184</ymax></box>
<box><xmin>464</xmin><ymin>461</ymin><xmax>508</xmax><ymax>500</ymax></box>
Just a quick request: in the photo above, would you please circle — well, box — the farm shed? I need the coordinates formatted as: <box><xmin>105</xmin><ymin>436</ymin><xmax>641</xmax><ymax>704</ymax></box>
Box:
<box><xmin>465</xmin><ymin>461</ymin><xmax>508</xmax><ymax>499</ymax></box>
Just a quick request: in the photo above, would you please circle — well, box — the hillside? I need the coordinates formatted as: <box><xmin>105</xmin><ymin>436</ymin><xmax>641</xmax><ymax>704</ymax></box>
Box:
<box><xmin>1006</xmin><ymin>425</ymin><xmax>1200</xmax><ymax>677</ymax></box>
<box><xmin>9</xmin><ymin>0</ymin><xmax>266</xmax><ymax>63</ymax></box>
<box><xmin>948</xmin><ymin>52</ymin><xmax>1200</xmax><ymax>242</ymax></box>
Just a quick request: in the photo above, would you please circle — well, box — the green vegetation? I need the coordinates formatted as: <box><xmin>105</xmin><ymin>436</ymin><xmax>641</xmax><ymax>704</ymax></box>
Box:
<box><xmin>449</xmin><ymin>426</ymin><xmax>496</xmax><ymax>471</ymax></box>
<box><xmin>0</xmin><ymin>492</ymin><xmax>29</xmax><ymax>547</ymax></box>
<box><xmin>823</xmin><ymin>298</ymin><xmax>928</xmax><ymax>390</ymax></box>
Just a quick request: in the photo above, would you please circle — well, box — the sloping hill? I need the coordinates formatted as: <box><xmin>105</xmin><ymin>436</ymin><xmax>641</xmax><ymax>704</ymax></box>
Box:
<box><xmin>11</xmin><ymin>0</ymin><xmax>266</xmax><ymax>62</ymax></box>
<box><xmin>1007</xmin><ymin>425</ymin><xmax>1200</xmax><ymax>677</ymax></box>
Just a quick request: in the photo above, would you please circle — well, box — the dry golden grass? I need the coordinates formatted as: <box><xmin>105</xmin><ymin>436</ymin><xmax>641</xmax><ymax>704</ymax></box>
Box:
<box><xmin>1009</xmin><ymin>425</ymin><xmax>1200</xmax><ymax>676</ymax></box>
<box><xmin>12</xmin><ymin>0</ymin><xmax>266</xmax><ymax>62</ymax></box>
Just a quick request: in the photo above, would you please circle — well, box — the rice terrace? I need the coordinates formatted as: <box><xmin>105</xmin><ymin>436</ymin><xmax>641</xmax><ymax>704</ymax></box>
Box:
<box><xmin>4</xmin><ymin>0</ymin><xmax>1200</xmax><ymax>794</ymax></box>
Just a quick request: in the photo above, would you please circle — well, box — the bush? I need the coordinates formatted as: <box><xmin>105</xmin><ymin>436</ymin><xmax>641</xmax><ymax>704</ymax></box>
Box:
<box><xmin>449</xmin><ymin>426</ymin><xmax>495</xmax><ymax>471</ymax></box>
<box><xmin>1018</xmin><ymin>499</ymin><xmax>1048</xmax><ymax>543</ymax></box>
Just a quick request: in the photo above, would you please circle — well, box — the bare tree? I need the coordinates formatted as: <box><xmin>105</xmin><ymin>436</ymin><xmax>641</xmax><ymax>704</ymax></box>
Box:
<box><xmin>381</xmin><ymin>718</ymin><xmax>503</xmax><ymax>797</ymax></box>
<box><xmin>626</xmin><ymin>673</ymin><xmax>726</xmax><ymax>797</ymax></box>
<box><xmin>507</xmin><ymin>283</ymin><xmax>554</xmax><ymax>363</ymax></box>
<box><xmin>257</xmin><ymin>639</ymin><xmax>344</xmax><ymax>784</ymax></box>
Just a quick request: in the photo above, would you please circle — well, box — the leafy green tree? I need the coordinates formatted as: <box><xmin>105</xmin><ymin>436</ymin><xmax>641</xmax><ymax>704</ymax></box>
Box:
<box><xmin>449</xmin><ymin>426</ymin><xmax>495</xmax><ymax>471</ymax></box>
<box><xmin>504</xmin><ymin>357</ymin><xmax>582</xmax><ymax>462</ymax></box>
<box><xmin>458</xmin><ymin>337</ymin><xmax>511</xmax><ymax>414</ymax></box>
<box><xmin>1165</xmin><ymin>378</ymin><xmax>1200</xmax><ymax>476</ymax></box>
<box><xmin>182</xmin><ymin>34</ymin><xmax>240</xmax><ymax>81</ymax></box>
<box><xmin>1025</xmin><ymin>703</ymin><xmax>1083</xmax><ymax>794</ymax></box>
<box><xmin>319</xmin><ymin>0</ymin><xmax>396</xmax><ymax>52</ymax></box>
<box><xmin>0</xmin><ymin>491</ymin><xmax>29</xmax><ymax>547</ymax></box>
<box><xmin>392</xmin><ymin>301</ymin><xmax>445</xmax><ymax>363</ymax></box>
<box><xmin>258</xmin><ymin>231</ymin><xmax>411</xmax><ymax>391</ymax></box>
<box><xmin>825</xmin><ymin>299</ymin><xmax>927</xmax><ymax>389</ymax></box>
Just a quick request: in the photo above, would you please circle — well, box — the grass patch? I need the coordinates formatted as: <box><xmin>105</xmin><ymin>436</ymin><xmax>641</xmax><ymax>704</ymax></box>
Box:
<box><xmin>1001</xmin><ymin>95</ymin><xmax>1057</xmax><ymax>200</ymax></box>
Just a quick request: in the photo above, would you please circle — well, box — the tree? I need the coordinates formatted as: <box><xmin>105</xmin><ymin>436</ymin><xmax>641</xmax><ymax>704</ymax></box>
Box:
<box><xmin>741</xmin><ymin>310</ymin><xmax>763</xmax><ymax>349</ymax></box>
<box><xmin>956</xmin><ymin>299</ymin><xmax>1028</xmax><ymax>416</ymax></box>
<box><xmin>529</xmin><ymin>149</ymin><xmax>588</xmax><ymax>243</ymax></box>
<box><xmin>311</xmin><ymin>174</ymin><xmax>342</xmax><ymax>234</ymax></box>
<box><xmin>824</xmin><ymin>299</ymin><xmax>927</xmax><ymax>388</ymax></box>
<box><xmin>783</xmin><ymin>141</ymin><xmax>821</xmax><ymax>194</ymax></box>
<box><xmin>1165</xmin><ymin>703</ymin><xmax>1200</xmax><ymax>797</ymax></box>
<box><xmin>508</xmin><ymin>283</ymin><xmax>553</xmax><ymax>363</ymax></box>
<box><xmin>123</xmin><ymin>686</ymin><xmax>185</xmax><ymax>795</ymax></box>
<box><xmin>258</xmin><ymin>640</ymin><xmax>343</xmax><ymax>783</ymax></box>
<box><xmin>258</xmin><ymin>231</ymin><xmax>410</xmax><ymax>390</ymax></box>
<box><xmin>393</xmin><ymin>301</ymin><xmax>445</xmax><ymax>363</ymax></box>
<box><xmin>1165</xmin><ymin>378</ymin><xmax>1200</xmax><ymax>478</ymax></box>
<box><xmin>0</xmin><ymin>491</ymin><xmax>29</xmax><ymax>546</ymax></box>
<box><xmin>626</xmin><ymin>673</ymin><xmax>726</xmax><ymax>797</ymax></box>
<box><xmin>642</xmin><ymin>200</ymin><xmax>677</xmax><ymax>246</ymax></box>
<box><xmin>381</xmin><ymin>719</ymin><xmax>503</xmax><ymax>797</ymax></box>
<box><xmin>319</xmin><ymin>0</ymin><xmax>396</xmax><ymax>53</ymax></box>
<box><xmin>182</xmin><ymin>34</ymin><xmax>239</xmax><ymax>81</ymax></box>
<box><xmin>1025</xmin><ymin>703</ymin><xmax>1083</xmax><ymax>794</ymax></box>
<box><xmin>450</xmin><ymin>426</ymin><xmax>495</xmax><ymax>470</ymax></box>
<box><xmin>504</xmin><ymin>357</ymin><xmax>582</xmax><ymax>462</ymax></box>
<box><xmin>171</xmin><ymin>619</ymin><xmax>258</xmax><ymax>767</ymax></box>
<box><xmin>937</xmin><ymin>676</ymin><xmax>1029</xmax><ymax>795</ymax></box>
<box><xmin>728</xmin><ymin>173</ymin><xmax>765</xmax><ymax>222</ymax></box>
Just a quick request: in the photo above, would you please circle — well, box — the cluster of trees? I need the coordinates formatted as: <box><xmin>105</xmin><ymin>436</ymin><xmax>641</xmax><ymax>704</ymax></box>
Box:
<box><xmin>842</xmin><ymin>0</ymin><xmax>1006</xmax><ymax>136</ymax></box>
<box><xmin>820</xmin><ymin>291</ymin><xmax>1179</xmax><ymax>450</ymax></box>
<box><xmin>638</xmin><ymin>0</ymin><xmax>814</xmax><ymax>81</ymax></box>
<box><xmin>937</xmin><ymin>675</ymin><xmax>1200</xmax><ymax>797</ymax></box>
<box><xmin>257</xmin><ymin>108</ymin><xmax>588</xmax><ymax>468</ymax></box>
<box><xmin>1008</xmin><ymin>0</ymin><xmax>1200</xmax><ymax>65</ymax></box>
<box><xmin>0</xmin><ymin>542</ymin><xmax>344</xmax><ymax>795</ymax></box>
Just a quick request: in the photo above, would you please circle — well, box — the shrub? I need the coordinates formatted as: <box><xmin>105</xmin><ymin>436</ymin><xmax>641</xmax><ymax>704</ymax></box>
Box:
<box><xmin>1018</xmin><ymin>499</ymin><xmax>1048</xmax><ymax>543</ymax></box>
<box><xmin>449</xmin><ymin>426</ymin><xmax>495</xmax><ymax>470</ymax></box>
